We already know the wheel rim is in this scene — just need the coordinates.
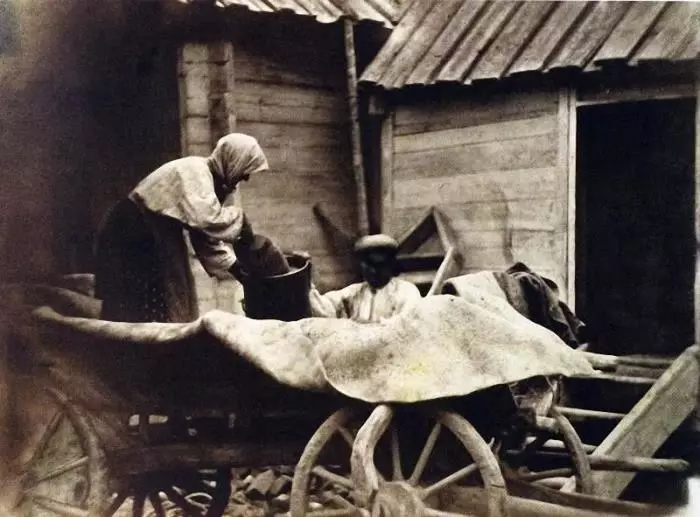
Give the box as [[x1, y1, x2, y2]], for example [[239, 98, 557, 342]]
[[103, 468, 232, 517], [291, 408, 361, 517], [291, 406, 508, 517], [13, 388, 110, 517], [502, 408, 593, 495]]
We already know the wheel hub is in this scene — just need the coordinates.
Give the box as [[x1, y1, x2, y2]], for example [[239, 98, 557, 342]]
[[370, 482, 424, 517]]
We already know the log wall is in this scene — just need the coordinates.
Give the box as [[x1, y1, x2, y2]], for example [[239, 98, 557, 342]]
[[230, 19, 358, 291]]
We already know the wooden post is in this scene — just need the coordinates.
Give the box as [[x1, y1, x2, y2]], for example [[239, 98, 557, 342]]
[[561, 88, 577, 310], [344, 19, 369, 237], [0, 321, 9, 482], [380, 110, 394, 236], [695, 72, 700, 345]]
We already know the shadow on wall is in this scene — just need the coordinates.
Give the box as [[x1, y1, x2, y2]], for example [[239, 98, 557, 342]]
[[0, 0, 180, 282]]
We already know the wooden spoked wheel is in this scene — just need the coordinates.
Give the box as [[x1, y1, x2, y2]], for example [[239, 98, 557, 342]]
[[502, 408, 593, 495], [290, 408, 361, 517], [12, 388, 111, 517], [291, 405, 509, 517], [103, 468, 232, 517]]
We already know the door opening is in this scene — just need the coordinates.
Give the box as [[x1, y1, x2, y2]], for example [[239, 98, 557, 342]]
[[576, 98, 696, 356]]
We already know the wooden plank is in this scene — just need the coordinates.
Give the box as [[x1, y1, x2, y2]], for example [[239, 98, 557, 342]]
[[236, 121, 347, 149], [394, 200, 559, 234], [470, 1, 556, 81], [394, 116, 556, 154], [696, 73, 700, 345], [555, 406, 625, 422], [0, 320, 9, 482], [394, 135, 558, 180], [676, 24, 700, 60], [592, 2, 667, 63], [635, 2, 700, 62], [380, 111, 394, 235], [110, 441, 307, 476], [235, 101, 347, 126], [246, 172, 353, 200], [360, 0, 435, 84], [577, 80, 695, 106], [395, 89, 558, 135], [509, 2, 589, 74], [252, 149, 351, 176], [382, 0, 463, 88], [563, 88, 576, 309], [393, 167, 558, 209], [406, 0, 487, 85], [438, 1, 520, 83], [396, 207, 436, 253], [427, 247, 457, 296], [579, 373, 656, 386], [445, 486, 672, 517], [248, 200, 353, 222], [561, 345, 700, 497], [232, 41, 345, 89], [547, 2, 631, 70], [459, 246, 561, 274], [433, 207, 458, 254], [589, 456, 688, 473]]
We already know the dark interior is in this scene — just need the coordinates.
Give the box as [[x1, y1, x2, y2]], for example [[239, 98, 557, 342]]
[[576, 98, 696, 356]]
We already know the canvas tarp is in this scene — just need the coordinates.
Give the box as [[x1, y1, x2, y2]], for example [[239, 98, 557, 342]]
[[3, 279, 594, 404]]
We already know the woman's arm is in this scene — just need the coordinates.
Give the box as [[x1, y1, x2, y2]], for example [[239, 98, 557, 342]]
[[189, 231, 236, 280]]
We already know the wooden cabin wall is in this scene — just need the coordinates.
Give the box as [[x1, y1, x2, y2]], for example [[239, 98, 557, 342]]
[[386, 86, 569, 295], [228, 17, 358, 291]]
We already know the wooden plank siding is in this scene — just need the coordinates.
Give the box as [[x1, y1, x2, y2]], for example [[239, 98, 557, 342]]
[[389, 87, 569, 294], [231, 38, 357, 290]]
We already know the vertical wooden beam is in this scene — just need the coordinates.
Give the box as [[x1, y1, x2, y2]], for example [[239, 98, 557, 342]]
[[695, 73, 700, 345], [380, 110, 394, 236], [0, 321, 9, 481], [344, 19, 369, 237], [563, 88, 578, 310]]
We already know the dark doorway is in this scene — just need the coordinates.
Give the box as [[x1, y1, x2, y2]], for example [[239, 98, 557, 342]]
[[576, 98, 696, 356]]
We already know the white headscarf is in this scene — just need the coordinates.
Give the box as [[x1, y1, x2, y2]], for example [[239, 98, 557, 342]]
[[129, 133, 269, 243], [208, 133, 269, 188]]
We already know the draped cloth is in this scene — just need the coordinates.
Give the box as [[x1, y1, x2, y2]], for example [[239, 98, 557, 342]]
[[23, 287, 595, 404], [95, 134, 269, 323]]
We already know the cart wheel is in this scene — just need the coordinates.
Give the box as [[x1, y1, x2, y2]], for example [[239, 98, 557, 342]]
[[103, 468, 232, 517], [13, 387, 111, 517], [291, 406, 508, 517], [503, 408, 593, 495], [290, 407, 360, 517]]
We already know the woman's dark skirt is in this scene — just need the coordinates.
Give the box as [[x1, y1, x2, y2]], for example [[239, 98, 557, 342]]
[[94, 199, 198, 323]]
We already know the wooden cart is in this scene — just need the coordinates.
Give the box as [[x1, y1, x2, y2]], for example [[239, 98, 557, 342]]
[[1, 285, 697, 517], [290, 347, 699, 517]]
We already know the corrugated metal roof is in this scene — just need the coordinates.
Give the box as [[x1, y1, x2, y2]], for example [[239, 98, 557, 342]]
[[180, 0, 401, 27], [360, 1, 700, 89]]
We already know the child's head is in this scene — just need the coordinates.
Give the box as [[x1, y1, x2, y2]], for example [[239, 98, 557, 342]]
[[354, 234, 399, 289]]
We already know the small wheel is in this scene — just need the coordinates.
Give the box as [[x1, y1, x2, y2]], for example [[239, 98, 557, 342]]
[[12, 387, 111, 517], [103, 468, 232, 517], [291, 406, 509, 517]]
